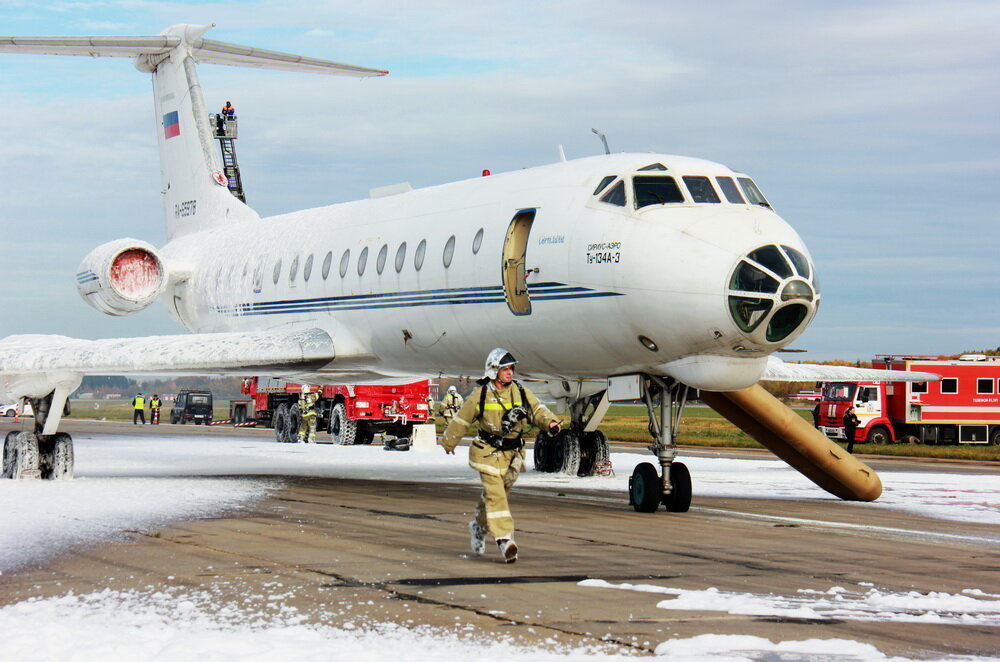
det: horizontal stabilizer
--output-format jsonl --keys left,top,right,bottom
{"left": 0, "top": 328, "right": 334, "bottom": 376}
{"left": 762, "top": 356, "right": 940, "bottom": 383}
{"left": 0, "top": 27, "right": 387, "bottom": 77}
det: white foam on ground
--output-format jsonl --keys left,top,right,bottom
{"left": 580, "top": 579, "right": 1000, "bottom": 626}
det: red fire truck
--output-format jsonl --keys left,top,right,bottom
{"left": 232, "top": 377, "right": 431, "bottom": 444}
{"left": 817, "top": 355, "right": 1000, "bottom": 445}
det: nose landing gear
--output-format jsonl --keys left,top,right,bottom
{"left": 627, "top": 376, "right": 692, "bottom": 513}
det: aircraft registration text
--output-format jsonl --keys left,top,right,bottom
{"left": 586, "top": 241, "right": 622, "bottom": 264}
{"left": 174, "top": 199, "right": 197, "bottom": 218}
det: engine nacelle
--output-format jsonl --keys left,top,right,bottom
{"left": 76, "top": 238, "right": 167, "bottom": 316}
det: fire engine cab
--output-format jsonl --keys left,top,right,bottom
{"left": 232, "top": 377, "right": 430, "bottom": 444}
{"left": 818, "top": 355, "right": 1000, "bottom": 445}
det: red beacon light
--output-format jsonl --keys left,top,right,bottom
{"left": 482, "top": 169, "right": 490, "bottom": 176}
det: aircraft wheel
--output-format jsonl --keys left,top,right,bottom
{"left": 579, "top": 430, "right": 610, "bottom": 477}
{"left": 39, "top": 433, "right": 74, "bottom": 480}
{"left": 532, "top": 430, "right": 556, "bottom": 472}
{"left": 3, "top": 431, "right": 18, "bottom": 478}
{"left": 662, "top": 462, "right": 691, "bottom": 512}
{"left": 329, "top": 403, "right": 357, "bottom": 445}
{"left": 866, "top": 426, "right": 890, "bottom": 445}
{"left": 10, "top": 432, "right": 41, "bottom": 480}
{"left": 553, "top": 430, "right": 580, "bottom": 476}
{"left": 629, "top": 462, "right": 660, "bottom": 513}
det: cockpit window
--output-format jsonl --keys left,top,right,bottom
{"left": 715, "top": 177, "right": 746, "bottom": 204}
{"left": 738, "top": 177, "right": 770, "bottom": 207}
{"left": 682, "top": 176, "right": 721, "bottom": 203}
{"left": 633, "top": 176, "right": 684, "bottom": 208}
{"left": 781, "top": 245, "right": 810, "bottom": 279}
{"left": 747, "top": 245, "right": 792, "bottom": 279}
{"left": 730, "top": 261, "right": 779, "bottom": 293}
{"left": 600, "top": 180, "right": 626, "bottom": 207}
{"left": 593, "top": 175, "right": 617, "bottom": 196}
{"left": 637, "top": 163, "right": 668, "bottom": 171}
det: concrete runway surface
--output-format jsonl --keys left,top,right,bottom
{"left": 2, "top": 419, "right": 998, "bottom": 658}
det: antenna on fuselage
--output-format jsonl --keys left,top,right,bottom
{"left": 558, "top": 144, "right": 567, "bottom": 162}
{"left": 591, "top": 128, "right": 610, "bottom": 155}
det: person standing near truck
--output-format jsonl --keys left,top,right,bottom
{"left": 149, "top": 394, "right": 162, "bottom": 425}
{"left": 843, "top": 405, "right": 860, "bottom": 454}
{"left": 442, "top": 385, "right": 464, "bottom": 424}
{"left": 298, "top": 384, "right": 320, "bottom": 443}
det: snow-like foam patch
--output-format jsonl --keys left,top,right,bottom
{"left": 579, "top": 580, "right": 1000, "bottom": 626}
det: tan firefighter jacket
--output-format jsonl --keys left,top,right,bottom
{"left": 441, "top": 380, "right": 558, "bottom": 452}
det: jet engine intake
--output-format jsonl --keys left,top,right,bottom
{"left": 76, "top": 238, "right": 167, "bottom": 316}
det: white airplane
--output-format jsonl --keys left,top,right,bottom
{"left": 0, "top": 25, "right": 936, "bottom": 509}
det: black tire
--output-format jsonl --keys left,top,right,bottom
{"left": 533, "top": 430, "right": 555, "bottom": 472}
{"left": 50, "top": 433, "right": 74, "bottom": 480}
{"left": 989, "top": 428, "right": 1000, "bottom": 446}
{"left": 866, "top": 426, "right": 890, "bottom": 445}
{"left": 578, "top": 430, "right": 611, "bottom": 477}
{"left": 355, "top": 427, "right": 375, "bottom": 445}
{"left": 3, "top": 409, "right": 15, "bottom": 417}
{"left": 663, "top": 462, "right": 691, "bottom": 512}
{"left": 274, "top": 403, "right": 290, "bottom": 442}
{"left": 3, "top": 431, "right": 17, "bottom": 478}
{"left": 288, "top": 405, "right": 302, "bottom": 442}
{"left": 553, "top": 431, "right": 581, "bottom": 476}
{"left": 10, "top": 432, "right": 40, "bottom": 479}
{"left": 329, "top": 403, "right": 357, "bottom": 445}
{"left": 629, "top": 462, "right": 660, "bottom": 513}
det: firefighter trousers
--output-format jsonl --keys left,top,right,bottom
{"left": 469, "top": 441, "right": 524, "bottom": 540}
{"left": 299, "top": 414, "right": 317, "bottom": 442}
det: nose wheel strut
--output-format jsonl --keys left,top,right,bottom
{"left": 628, "top": 376, "right": 692, "bottom": 513}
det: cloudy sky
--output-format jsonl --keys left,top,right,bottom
{"left": 1, "top": 1, "right": 998, "bottom": 361}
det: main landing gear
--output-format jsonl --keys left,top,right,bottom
{"left": 2, "top": 389, "right": 75, "bottom": 481}
{"left": 533, "top": 389, "right": 612, "bottom": 477}
{"left": 627, "top": 376, "right": 692, "bottom": 513}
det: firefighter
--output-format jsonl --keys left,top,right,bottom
{"left": 441, "top": 348, "right": 560, "bottom": 563}
{"left": 441, "top": 385, "right": 464, "bottom": 423}
{"left": 149, "top": 394, "right": 162, "bottom": 425}
{"left": 811, "top": 398, "right": 821, "bottom": 429}
{"left": 843, "top": 405, "right": 859, "bottom": 454}
{"left": 131, "top": 392, "right": 146, "bottom": 425}
{"left": 426, "top": 395, "right": 436, "bottom": 423}
{"left": 298, "top": 384, "right": 319, "bottom": 443}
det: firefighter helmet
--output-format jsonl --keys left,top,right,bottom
{"left": 448, "top": 385, "right": 457, "bottom": 394}
{"left": 484, "top": 348, "right": 517, "bottom": 380}
{"left": 300, "top": 384, "right": 310, "bottom": 394}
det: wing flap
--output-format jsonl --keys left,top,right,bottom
{"left": 763, "top": 356, "right": 940, "bottom": 382}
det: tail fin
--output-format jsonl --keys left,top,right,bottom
{"left": 0, "top": 24, "right": 387, "bottom": 239}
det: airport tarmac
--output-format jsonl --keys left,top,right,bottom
{"left": 2, "top": 420, "right": 998, "bottom": 658}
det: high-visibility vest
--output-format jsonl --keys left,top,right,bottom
{"left": 133, "top": 396, "right": 145, "bottom": 409}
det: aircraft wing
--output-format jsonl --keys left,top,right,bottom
{"left": 0, "top": 328, "right": 336, "bottom": 401}
{"left": 762, "top": 356, "right": 940, "bottom": 383}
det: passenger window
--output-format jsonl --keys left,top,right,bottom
{"left": 303, "top": 254, "right": 313, "bottom": 282}
{"left": 941, "top": 378, "right": 958, "bottom": 394}
{"left": 339, "top": 249, "right": 350, "bottom": 278}
{"left": 738, "top": 177, "right": 770, "bottom": 207}
{"left": 377, "top": 244, "right": 388, "bottom": 274}
{"left": 472, "top": 229, "right": 484, "bottom": 254}
{"left": 977, "top": 378, "right": 994, "bottom": 394}
{"left": 272, "top": 258, "right": 282, "bottom": 285}
{"left": 682, "top": 176, "right": 721, "bottom": 203}
{"left": 593, "top": 175, "right": 617, "bottom": 196}
{"left": 322, "top": 251, "right": 333, "bottom": 280}
{"left": 443, "top": 235, "right": 456, "bottom": 268}
{"left": 289, "top": 255, "right": 299, "bottom": 283}
{"left": 252, "top": 261, "right": 264, "bottom": 293}
{"left": 633, "top": 176, "right": 684, "bottom": 208}
{"left": 395, "top": 242, "right": 407, "bottom": 273}
{"left": 716, "top": 176, "right": 746, "bottom": 204}
{"left": 414, "top": 239, "right": 426, "bottom": 270}
{"left": 600, "top": 180, "right": 626, "bottom": 206}
{"left": 357, "top": 247, "right": 368, "bottom": 276}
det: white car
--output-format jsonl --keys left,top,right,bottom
{"left": 1, "top": 402, "right": 18, "bottom": 417}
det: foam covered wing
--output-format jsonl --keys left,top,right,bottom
{"left": 0, "top": 328, "right": 334, "bottom": 376}
{"left": 763, "top": 356, "right": 940, "bottom": 382}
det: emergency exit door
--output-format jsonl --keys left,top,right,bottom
{"left": 502, "top": 209, "right": 535, "bottom": 315}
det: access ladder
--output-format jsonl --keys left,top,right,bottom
{"left": 210, "top": 113, "right": 246, "bottom": 203}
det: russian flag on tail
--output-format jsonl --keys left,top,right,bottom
{"left": 163, "top": 110, "right": 180, "bottom": 139}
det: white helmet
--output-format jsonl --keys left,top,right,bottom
{"left": 300, "top": 384, "right": 310, "bottom": 394}
{"left": 484, "top": 348, "right": 517, "bottom": 380}
{"left": 448, "top": 385, "right": 457, "bottom": 394}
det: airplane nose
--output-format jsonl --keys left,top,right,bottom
{"left": 726, "top": 244, "right": 819, "bottom": 345}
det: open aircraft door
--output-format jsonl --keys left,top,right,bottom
{"left": 502, "top": 209, "right": 535, "bottom": 315}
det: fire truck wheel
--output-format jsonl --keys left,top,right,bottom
{"left": 288, "top": 405, "right": 302, "bottom": 442}
{"left": 990, "top": 428, "right": 1000, "bottom": 446}
{"left": 274, "top": 403, "right": 290, "bottom": 443}
{"left": 355, "top": 428, "right": 375, "bottom": 445}
{"left": 330, "top": 403, "right": 357, "bottom": 445}
{"left": 865, "top": 426, "right": 890, "bottom": 445}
